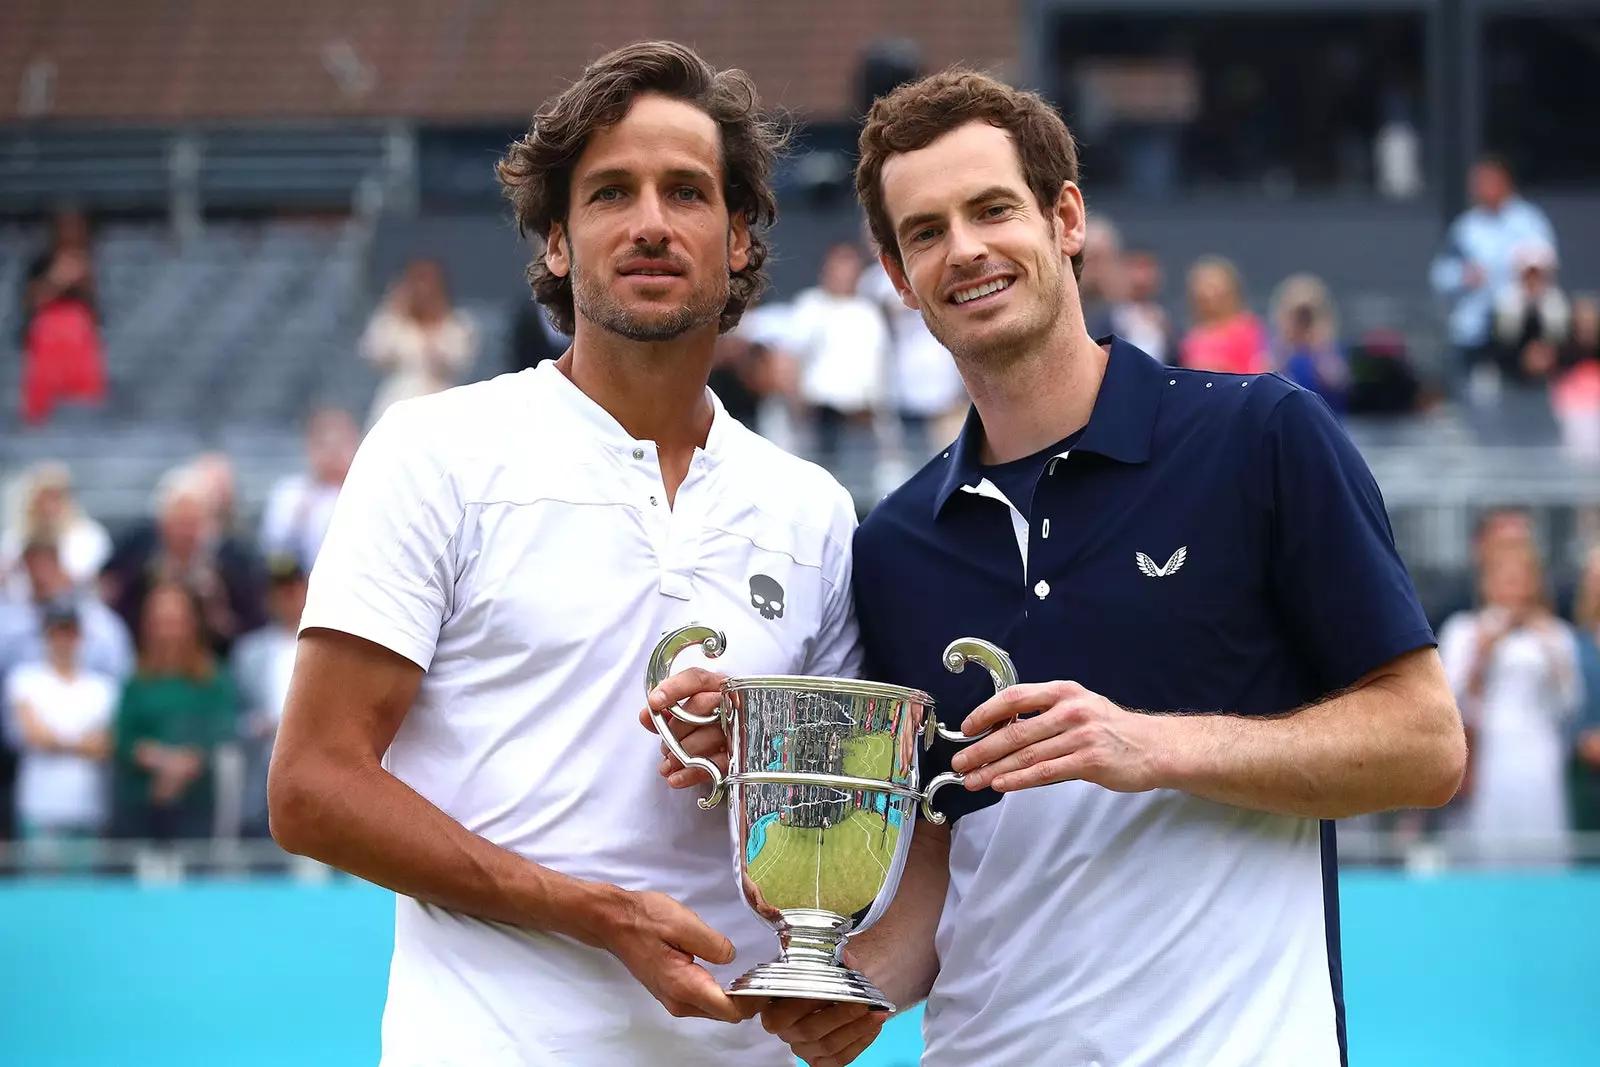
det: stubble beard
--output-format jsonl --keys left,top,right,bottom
{"left": 924, "top": 265, "right": 1068, "bottom": 372}
{"left": 571, "top": 245, "right": 729, "bottom": 343}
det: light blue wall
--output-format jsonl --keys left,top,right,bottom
{"left": 3, "top": 871, "right": 1597, "bottom": 1067}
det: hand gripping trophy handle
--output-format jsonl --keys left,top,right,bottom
{"left": 919, "top": 637, "right": 1018, "bottom": 825}
{"left": 644, "top": 625, "right": 730, "bottom": 809}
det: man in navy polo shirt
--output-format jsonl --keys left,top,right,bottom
{"left": 747, "top": 70, "right": 1467, "bottom": 1067}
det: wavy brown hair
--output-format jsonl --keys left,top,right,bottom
{"left": 496, "top": 40, "right": 784, "bottom": 336}
{"left": 856, "top": 69, "right": 1084, "bottom": 281}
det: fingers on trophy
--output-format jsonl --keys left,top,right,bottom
{"left": 645, "top": 624, "right": 1016, "bottom": 1012}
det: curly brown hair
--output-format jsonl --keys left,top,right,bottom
{"left": 856, "top": 69, "right": 1084, "bottom": 282}
{"left": 496, "top": 41, "right": 784, "bottom": 336}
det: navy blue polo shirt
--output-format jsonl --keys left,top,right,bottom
{"left": 851, "top": 337, "right": 1435, "bottom": 1067}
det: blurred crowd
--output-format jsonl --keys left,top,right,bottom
{"left": 4, "top": 156, "right": 1600, "bottom": 875}
{"left": 0, "top": 411, "right": 358, "bottom": 873}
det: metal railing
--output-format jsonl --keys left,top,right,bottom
{"left": 3, "top": 831, "right": 1598, "bottom": 882}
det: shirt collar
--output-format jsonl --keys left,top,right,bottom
{"left": 934, "top": 336, "right": 1166, "bottom": 516}
{"left": 534, "top": 359, "right": 732, "bottom": 464}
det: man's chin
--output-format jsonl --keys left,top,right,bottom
{"left": 933, "top": 318, "right": 1033, "bottom": 364}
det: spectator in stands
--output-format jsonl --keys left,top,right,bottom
{"left": 1477, "top": 241, "right": 1570, "bottom": 445}
{"left": 0, "top": 461, "right": 111, "bottom": 600}
{"left": 230, "top": 554, "right": 306, "bottom": 839}
{"left": 507, "top": 296, "right": 569, "bottom": 373}
{"left": 5, "top": 599, "right": 117, "bottom": 871}
{"left": 1112, "top": 249, "right": 1173, "bottom": 365}
{"left": 259, "top": 408, "right": 359, "bottom": 570}
{"left": 1344, "top": 327, "right": 1425, "bottom": 418}
{"left": 0, "top": 541, "right": 134, "bottom": 682}
{"left": 189, "top": 452, "right": 242, "bottom": 542}
{"left": 1429, "top": 156, "right": 1557, "bottom": 396}
{"left": 1439, "top": 542, "right": 1583, "bottom": 865}
{"left": 1179, "top": 255, "right": 1268, "bottom": 374}
{"left": 1269, "top": 273, "right": 1348, "bottom": 414}
{"left": 1552, "top": 294, "right": 1600, "bottom": 461}
{"left": 704, "top": 330, "right": 771, "bottom": 431}
{"left": 785, "top": 241, "right": 889, "bottom": 496}
{"left": 1078, "top": 216, "right": 1123, "bottom": 339}
{"left": 1429, "top": 507, "right": 1536, "bottom": 630}
{"left": 101, "top": 467, "right": 266, "bottom": 657}
{"left": 859, "top": 256, "right": 967, "bottom": 465}
{"left": 111, "top": 583, "right": 238, "bottom": 843}
{"left": 0, "top": 538, "right": 132, "bottom": 844}
{"left": 1568, "top": 547, "right": 1600, "bottom": 837}
{"left": 361, "top": 257, "right": 478, "bottom": 429}
{"left": 18, "top": 208, "right": 106, "bottom": 426}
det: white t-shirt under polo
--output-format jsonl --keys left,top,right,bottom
{"left": 301, "top": 363, "right": 863, "bottom": 1067}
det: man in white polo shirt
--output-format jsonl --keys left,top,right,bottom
{"left": 267, "top": 41, "right": 860, "bottom": 1067}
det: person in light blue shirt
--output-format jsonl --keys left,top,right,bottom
{"left": 1429, "top": 157, "right": 1556, "bottom": 387}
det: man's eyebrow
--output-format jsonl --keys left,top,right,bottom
{"left": 895, "top": 186, "right": 1021, "bottom": 238}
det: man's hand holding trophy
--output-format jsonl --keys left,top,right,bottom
{"left": 639, "top": 623, "right": 1017, "bottom": 1016}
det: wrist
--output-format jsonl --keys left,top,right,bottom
{"left": 1146, "top": 712, "right": 1198, "bottom": 792}
{"left": 552, "top": 877, "right": 633, "bottom": 952}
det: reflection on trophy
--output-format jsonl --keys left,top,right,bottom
{"left": 645, "top": 625, "right": 1016, "bottom": 1011}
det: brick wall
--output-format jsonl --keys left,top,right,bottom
{"left": 0, "top": 0, "right": 1020, "bottom": 122}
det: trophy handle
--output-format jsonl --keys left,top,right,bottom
{"left": 919, "top": 772, "right": 965, "bottom": 825}
{"left": 645, "top": 624, "right": 730, "bottom": 809}
{"left": 926, "top": 637, "right": 1018, "bottom": 748}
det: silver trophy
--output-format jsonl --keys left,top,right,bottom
{"left": 645, "top": 624, "right": 1016, "bottom": 1011}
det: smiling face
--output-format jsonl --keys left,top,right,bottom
{"left": 545, "top": 93, "right": 750, "bottom": 344}
{"left": 878, "top": 121, "right": 1083, "bottom": 367}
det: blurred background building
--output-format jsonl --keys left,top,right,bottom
{"left": 1, "top": 2, "right": 1598, "bottom": 1063}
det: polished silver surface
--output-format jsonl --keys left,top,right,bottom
{"left": 724, "top": 676, "right": 928, "bottom": 1009}
{"left": 645, "top": 625, "right": 731, "bottom": 809}
{"left": 918, "top": 635, "right": 1023, "bottom": 820}
{"left": 644, "top": 624, "right": 1017, "bottom": 1010}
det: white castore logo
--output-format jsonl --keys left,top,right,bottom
{"left": 1135, "top": 546, "right": 1187, "bottom": 578}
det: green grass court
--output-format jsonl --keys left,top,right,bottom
{"left": 746, "top": 807, "right": 901, "bottom": 916}
{"left": 839, "top": 733, "right": 896, "bottom": 780}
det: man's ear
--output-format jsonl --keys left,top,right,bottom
{"left": 545, "top": 222, "right": 571, "bottom": 278}
{"left": 728, "top": 215, "right": 751, "bottom": 275}
{"left": 881, "top": 251, "right": 921, "bottom": 312}
{"left": 1053, "top": 182, "right": 1087, "bottom": 264}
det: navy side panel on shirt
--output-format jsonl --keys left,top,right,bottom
{"left": 852, "top": 338, "right": 1435, "bottom": 1065}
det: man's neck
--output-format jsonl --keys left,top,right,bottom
{"left": 960, "top": 325, "right": 1110, "bottom": 465}
{"left": 558, "top": 319, "right": 719, "bottom": 505}
{"left": 49, "top": 657, "right": 77, "bottom": 681}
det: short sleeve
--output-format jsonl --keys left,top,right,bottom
{"left": 801, "top": 483, "right": 865, "bottom": 679}
{"left": 1436, "top": 612, "right": 1480, "bottom": 706}
{"left": 1263, "top": 387, "right": 1436, "bottom": 690}
{"left": 299, "top": 402, "right": 461, "bottom": 670}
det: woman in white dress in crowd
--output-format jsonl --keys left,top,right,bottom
{"left": 1439, "top": 543, "right": 1584, "bottom": 865}
{"left": 359, "top": 257, "right": 477, "bottom": 430}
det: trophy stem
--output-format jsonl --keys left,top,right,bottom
{"left": 726, "top": 909, "right": 894, "bottom": 1012}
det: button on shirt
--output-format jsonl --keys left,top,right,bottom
{"left": 300, "top": 363, "right": 862, "bottom": 1067}
{"left": 852, "top": 338, "right": 1435, "bottom": 1067}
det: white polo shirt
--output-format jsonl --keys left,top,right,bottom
{"left": 300, "top": 362, "right": 862, "bottom": 1067}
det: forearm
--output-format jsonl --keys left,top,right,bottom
{"left": 268, "top": 753, "right": 622, "bottom": 947}
{"left": 1157, "top": 652, "right": 1465, "bottom": 819}
{"left": 851, "top": 822, "right": 949, "bottom": 1012}
{"left": 133, "top": 739, "right": 176, "bottom": 770}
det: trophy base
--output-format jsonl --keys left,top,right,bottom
{"left": 727, "top": 959, "right": 894, "bottom": 1013}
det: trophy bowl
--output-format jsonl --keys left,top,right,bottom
{"left": 645, "top": 624, "right": 1015, "bottom": 1012}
